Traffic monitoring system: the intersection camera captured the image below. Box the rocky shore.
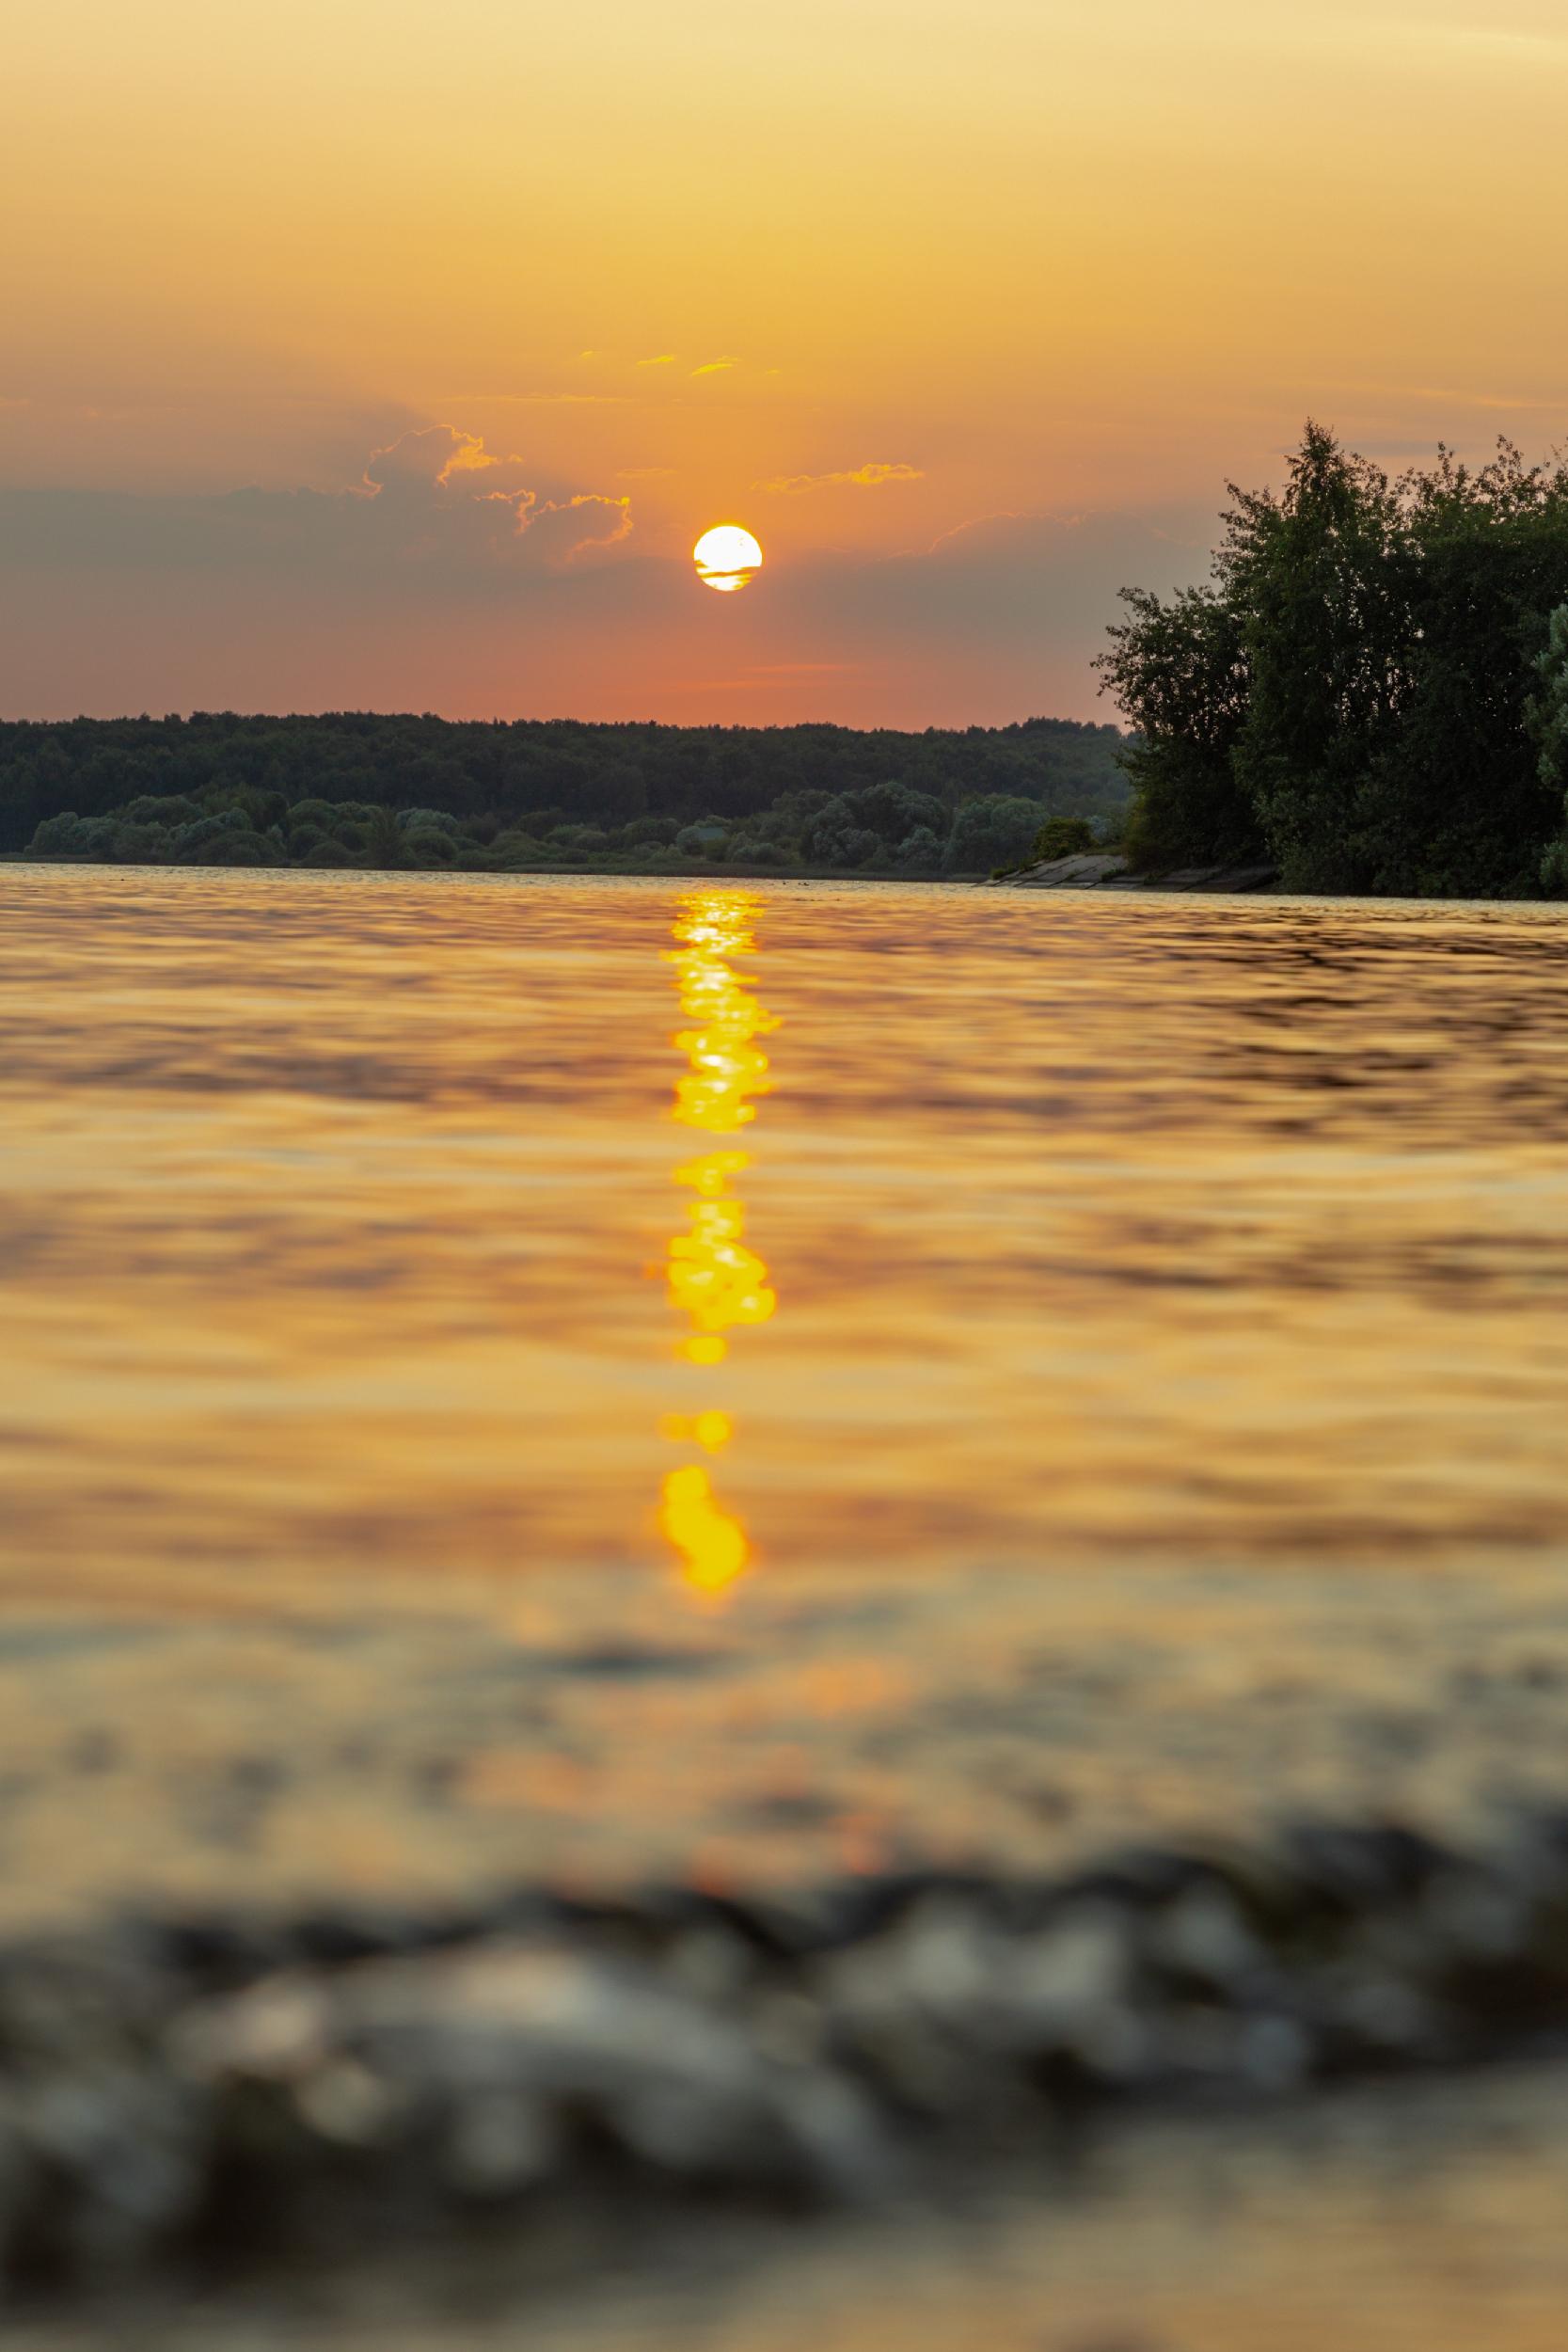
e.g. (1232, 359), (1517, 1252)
(988, 854), (1280, 890)
(8, 1553), (1568, 2302)
(8, 1800), (1568, 2296)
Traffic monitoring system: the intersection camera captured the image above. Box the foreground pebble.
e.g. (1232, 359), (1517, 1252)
(5, 1807), (1568, 2288)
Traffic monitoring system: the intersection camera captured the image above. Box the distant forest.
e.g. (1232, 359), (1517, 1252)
(1101, 423), (1568, 898)
(2, 713), (1132, 878)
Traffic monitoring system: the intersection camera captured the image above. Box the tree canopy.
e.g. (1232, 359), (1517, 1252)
(3, 712), (1132, 878)
(1100, 423), (1568, 895)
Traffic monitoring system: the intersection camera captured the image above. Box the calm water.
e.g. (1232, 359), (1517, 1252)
(4, 866), (1567, 1612)
(8, 864), (1568, 2345)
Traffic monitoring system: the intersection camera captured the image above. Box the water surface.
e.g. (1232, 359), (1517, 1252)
(8, 868), (1568, 2352)
(4, 867), (1567, 1608)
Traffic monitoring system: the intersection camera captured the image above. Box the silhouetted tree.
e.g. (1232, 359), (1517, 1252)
(1101, 422), (1568, 893)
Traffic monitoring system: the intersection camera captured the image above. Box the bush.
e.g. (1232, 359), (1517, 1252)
(1031, 815), (1097, 861)
(942, 796), (1046, 872)
(123, 794), (202, 827)
(492, 830), (544, 866)
(191, 831), (277, 866)
(896, 824), (944, 871)
(404, 829), (459, 866)
(26, 811), (90, 858)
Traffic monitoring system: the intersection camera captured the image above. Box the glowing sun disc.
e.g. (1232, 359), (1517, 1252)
(694, 523), (763, 593)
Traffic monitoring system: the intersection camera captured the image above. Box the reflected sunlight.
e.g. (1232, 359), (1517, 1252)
(657, 891), (779, 1595)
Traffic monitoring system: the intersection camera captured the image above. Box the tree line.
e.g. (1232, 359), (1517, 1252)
(3, 713), (1131, 878)
(1100, 423), (1568, 896)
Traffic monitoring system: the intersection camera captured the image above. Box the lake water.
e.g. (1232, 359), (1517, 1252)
(8, 867), (1568, 2340)
(5, 866), (1567, 1605)
(5, 866), (1568, 1926)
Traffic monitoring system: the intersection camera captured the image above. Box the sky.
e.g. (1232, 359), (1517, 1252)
(3, 0), (1566, 728)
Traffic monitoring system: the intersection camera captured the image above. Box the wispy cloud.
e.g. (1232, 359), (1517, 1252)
(1354, 17), (1568, 69)
(689, 357), (741, 377)
(1331, 378), (1568, 415)
(542, 489), (632, 558)
(357, 426), (634, 559)
(420, 392), (630, 407)
(756, 460), (925, 494)
(636, 354), (678, 369)
(616, 465), (674, 480)
(0, 421), (638, 584)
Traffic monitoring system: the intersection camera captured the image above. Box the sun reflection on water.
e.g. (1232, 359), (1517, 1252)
(658, 892), (778, 1596)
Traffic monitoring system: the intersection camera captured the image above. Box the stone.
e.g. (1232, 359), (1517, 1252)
(1000, 853), (1130, 888)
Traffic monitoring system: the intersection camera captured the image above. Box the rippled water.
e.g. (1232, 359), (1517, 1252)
(4, 866), (1567, 1611)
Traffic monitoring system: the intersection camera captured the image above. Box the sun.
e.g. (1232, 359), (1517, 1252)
(693, 523), (763, 594)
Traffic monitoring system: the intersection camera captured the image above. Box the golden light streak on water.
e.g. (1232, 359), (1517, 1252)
(657, 891), (779, 1594)
(657, 1462), (751, 1596)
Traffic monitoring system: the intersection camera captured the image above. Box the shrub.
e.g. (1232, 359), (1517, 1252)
(896, 825), (943, 871)
(1031, 815), (1097, 861)
(404, 830), (459, 866)
(26, 812), (90, 858)
(942, 796), (1046, 872)
(123, 794), (202, 827)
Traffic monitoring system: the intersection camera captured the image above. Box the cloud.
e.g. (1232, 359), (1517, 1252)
(689, 357), (741, 377)
(361, 423), (515, 495)
(1331, 378), (1568, 415)
(0, 427), (1217, 727)
(357, 426), (636, 563)
(768, 506), (1213, 707)
(756, 461), (925, 494)
(4, 422), (636, 586)
(636, 354), (678, 369)
(616, 465), (674, 481)
(419, 391), (630, 407)
(537, 490), (633, 558)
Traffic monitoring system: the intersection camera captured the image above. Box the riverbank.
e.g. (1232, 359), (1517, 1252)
(19, 2059), (1568, 2349)
(6, 1557), (1568, 2301)
(988, 851), (1280, 891)
(10, 1799), (1568, 2303)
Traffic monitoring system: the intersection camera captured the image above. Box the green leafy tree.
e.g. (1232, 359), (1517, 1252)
(362, 805), (406, 867)
(1098, 586), (1260, 871)
(1227, 424), (1413, 890)
(0, 713), (1134, 856)
(404, 829), (459, 866)
(1030, 815), (1097, 861)
(1102, 422), (1568, 893)
(1535, 605), (1568, 893)
(25, 811), (91, 858)
(942, 796), (1046, 873)
(896, 824), (943, 871)
(1354, 446), (1568, 894)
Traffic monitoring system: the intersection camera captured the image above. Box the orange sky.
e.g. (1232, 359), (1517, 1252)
(3, 0), (1566, 725)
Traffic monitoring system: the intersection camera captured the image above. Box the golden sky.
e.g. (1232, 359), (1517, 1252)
(3, 0), (1566, 723)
